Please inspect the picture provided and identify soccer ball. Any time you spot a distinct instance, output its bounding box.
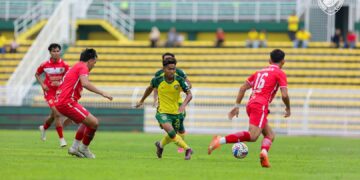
[232,142,248,159]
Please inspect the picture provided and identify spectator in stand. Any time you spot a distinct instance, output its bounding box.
[175,34,184,47]
[331,29,343,48]
[0,33,7,54]
[149,26,160,48]
[215,28,225,48]
[294,28,311,48]
[165,27,178,47]
[10,38,19,53]
[258,30,267,48]
[246,28,259,48]
[345,31,356,49]
[287,12,299,42]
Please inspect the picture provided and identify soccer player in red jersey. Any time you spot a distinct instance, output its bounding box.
[55,48,113,158]
[36,43,70,147]
[208,49,291,168]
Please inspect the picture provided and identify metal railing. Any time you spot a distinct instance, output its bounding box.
[13,1,58,38]
[0,0,39,21]
[118,0,297,23]
[86,0,135,40]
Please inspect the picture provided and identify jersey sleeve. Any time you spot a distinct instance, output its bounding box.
[278,70,288,88]
[78,64,89,77]
[178,77,190,92]
[154,69,162,77]
[246,72,257,87]
[176,68,187,79]
[36,62,45,75]
[151,77,159,88]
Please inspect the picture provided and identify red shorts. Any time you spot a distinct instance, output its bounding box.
[246,103,269,129]
[43,89,56,107]
[55,101,89,124]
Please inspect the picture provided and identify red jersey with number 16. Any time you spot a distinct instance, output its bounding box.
[56,61,89,104]
[246,64,287,105]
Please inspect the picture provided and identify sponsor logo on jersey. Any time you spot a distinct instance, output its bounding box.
[44,67,66,74]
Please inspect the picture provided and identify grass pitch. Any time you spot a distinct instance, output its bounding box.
[0,130,359,180]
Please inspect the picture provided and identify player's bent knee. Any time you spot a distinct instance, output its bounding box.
[167,130,176,138]
[249,135,259,142]
[84,114,99,129]
[249,132,261,142]
[91,118,99,129]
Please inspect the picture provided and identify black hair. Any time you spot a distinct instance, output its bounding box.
[270,49,285,63]
[162,52,175,60]
[48,43,61,52]
[162,57,177,67]
[80,48,98,62]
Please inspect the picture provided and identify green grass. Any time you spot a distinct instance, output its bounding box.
[0,130,359,180]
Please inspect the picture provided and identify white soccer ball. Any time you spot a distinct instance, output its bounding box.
[232,142,248,159]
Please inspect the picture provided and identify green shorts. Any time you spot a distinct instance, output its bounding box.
[155,112,185,132]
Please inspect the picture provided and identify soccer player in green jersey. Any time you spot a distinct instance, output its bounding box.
[136,57,194,160]
[153,52,192,153]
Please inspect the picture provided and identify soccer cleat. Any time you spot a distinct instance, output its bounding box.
[60,138,67,147]
[79,145,96,159]
[39,125,46,141]
[68,147,85,158]
[184,148,193,160]
[260,149,271,168]
[155,141,163,158]
[208,135,221,155]
[177,148,184,153]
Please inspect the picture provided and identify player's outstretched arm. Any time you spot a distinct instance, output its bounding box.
[178,90,192,113]
[135,85,154,108]
[228,81,251,120]
[280,87,291,117]
[80,75,113,101]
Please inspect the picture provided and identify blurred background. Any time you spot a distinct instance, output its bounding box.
[0,0,360,136]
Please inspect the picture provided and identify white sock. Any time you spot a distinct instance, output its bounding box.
[261,149,268,154]
[72,140,81,149]
[219,137,226,144]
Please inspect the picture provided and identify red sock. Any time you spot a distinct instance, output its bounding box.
[43,122,51,130]
[82,127,97,146]
[55,126,63,138]
[75,124,87,141]
[261,136,273,152]
[225,131,251,143]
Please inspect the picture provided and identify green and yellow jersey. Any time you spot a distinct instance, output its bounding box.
[154,68,187,104]
[151,75,190,115]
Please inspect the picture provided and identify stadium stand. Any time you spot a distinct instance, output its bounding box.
[59,41,360,89]
[0,44,30,86]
